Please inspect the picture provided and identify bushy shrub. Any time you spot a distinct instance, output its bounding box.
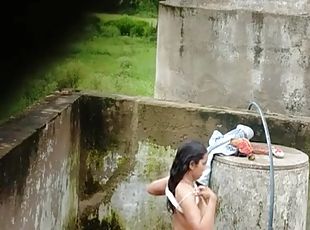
[55,60,86,90]
[101,25,121,37]
[103,17,156,38]
[82,14,157,39]
[135,0,158,17]
[130,24,144,37]
[118,0,159,17]
[143,25,157,41]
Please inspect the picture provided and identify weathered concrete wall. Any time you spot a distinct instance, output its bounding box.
[1,93,309,229]
[155,2,310,116]
[0,95,80,230]
[79,94,310,229]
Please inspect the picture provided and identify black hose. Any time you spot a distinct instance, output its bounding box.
[248,102,274,230]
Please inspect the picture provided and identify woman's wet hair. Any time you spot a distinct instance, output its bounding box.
[167,140,207,213]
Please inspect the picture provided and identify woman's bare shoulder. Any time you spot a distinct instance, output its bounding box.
[175,182,195,202]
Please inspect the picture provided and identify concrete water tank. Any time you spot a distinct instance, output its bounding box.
[210,143,309,229]
[155,0,310,116]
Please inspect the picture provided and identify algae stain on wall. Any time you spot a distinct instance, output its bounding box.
[82,141,176,229]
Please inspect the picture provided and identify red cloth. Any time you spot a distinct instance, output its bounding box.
[230,138,253,156]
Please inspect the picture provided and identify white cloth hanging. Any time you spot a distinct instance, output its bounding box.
[196,124,254,186]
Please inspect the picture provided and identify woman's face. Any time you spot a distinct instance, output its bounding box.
[191,153,208,180]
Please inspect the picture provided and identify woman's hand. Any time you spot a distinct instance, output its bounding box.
[196,185,217,202]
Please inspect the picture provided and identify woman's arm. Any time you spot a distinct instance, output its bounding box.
[146,176,169,196]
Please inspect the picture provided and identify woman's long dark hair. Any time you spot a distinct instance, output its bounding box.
[167,140,207,213]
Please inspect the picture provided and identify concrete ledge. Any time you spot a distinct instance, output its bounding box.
[162,0,310,15]
[0,94,81,159]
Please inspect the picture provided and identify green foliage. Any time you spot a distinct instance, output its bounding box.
[0,13,156,124]
[82,14,156,40]
[117,17,147,36]
[135,0,159,17]
[143,24,157,41]
[54,60,86,90]
[101,25,121,37]
[118,0,159,17]
[77,35,155,96]
[93,0,159,17]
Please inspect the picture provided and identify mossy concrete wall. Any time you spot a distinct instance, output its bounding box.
[0,92,310,229]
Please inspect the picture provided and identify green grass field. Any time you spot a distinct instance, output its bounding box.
[70,35,156,96]
[0,13,157,123]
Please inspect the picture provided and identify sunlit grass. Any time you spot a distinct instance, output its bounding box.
[69,35,156,96]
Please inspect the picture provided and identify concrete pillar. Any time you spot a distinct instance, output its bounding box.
[155,1,310,116]
[210,143,309,229]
